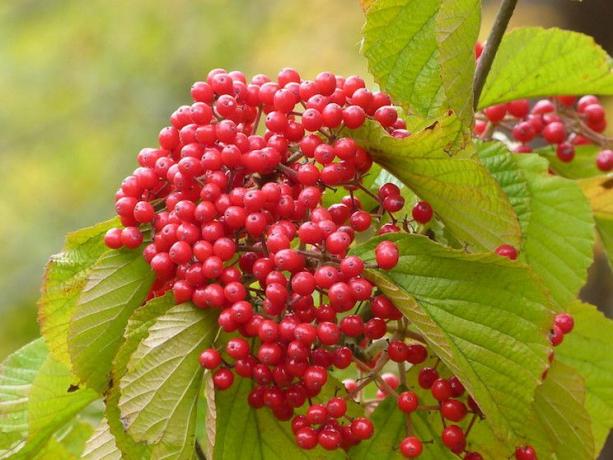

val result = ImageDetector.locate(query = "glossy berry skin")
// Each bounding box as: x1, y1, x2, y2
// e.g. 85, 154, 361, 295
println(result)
412, 201, 433, 224
418, 367, 439, 389
295, 427, 318, 450
441, 399, 468, 422
399, 436, 423, 458
350, 417, 374, 440
199, 348, 221, 369
397, 391, 419, 413
555, 142, 575, 163
495, 244, 518, 260
596, 149, 613, 172
375, 241, 399, 270
441, 425, 466, 454
554, 313, 574, 334
515, 445, 538, 460
212, 368, 234, 390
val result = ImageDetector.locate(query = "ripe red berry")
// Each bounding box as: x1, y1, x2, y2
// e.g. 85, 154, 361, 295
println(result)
441, 425, 466, 454
596, 149, 613, 172
412, 201, 433, 224
375, 241, 399, 270
495, 244, 518, 260
483, 104, 507, 123
397, 391, 419, 413
441, 399, 468, 422
554, 313, 574, 334
399, 436, 423, 458
350, 417, 374, 440
555, 142, 575, 163
212, 368, 234, 390
515, 445, 538, 460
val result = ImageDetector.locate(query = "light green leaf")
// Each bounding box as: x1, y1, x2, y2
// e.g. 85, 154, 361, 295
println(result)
0, 339, 98, 460
107, 293, 175, 459
213, 375, 341, 460
0, 339, 47, 458
119, 304, 217, 459
82, 418, 122, 460
38, 219, 117, 366
556, 302, 613, 453
352, 234, 553, 447
68, 248, 155, 392
34, 420, 94, 460
346, 116, 522, 250
436, 0, 480, 127
478, 142, 595, 307
362, 0, 480, 127
531, 362, 594, 460
578, 175, 613, 268
536, 145, 603, 180
479, 27, 613, 108
350, 396, 454, 460
362, 0, 443, 118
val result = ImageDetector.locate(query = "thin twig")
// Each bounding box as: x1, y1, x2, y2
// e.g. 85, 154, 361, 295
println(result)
473, 0, 519, 109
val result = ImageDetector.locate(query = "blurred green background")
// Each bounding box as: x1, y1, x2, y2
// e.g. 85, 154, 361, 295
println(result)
0, 1, 612, 451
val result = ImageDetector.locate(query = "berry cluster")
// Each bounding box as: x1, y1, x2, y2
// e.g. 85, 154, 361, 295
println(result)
102, 66, 568, 458
475, 94, 612, 171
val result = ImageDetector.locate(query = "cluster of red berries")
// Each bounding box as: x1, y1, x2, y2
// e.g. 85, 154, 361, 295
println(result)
475, 95, 612, 171
102, 65, 564, 458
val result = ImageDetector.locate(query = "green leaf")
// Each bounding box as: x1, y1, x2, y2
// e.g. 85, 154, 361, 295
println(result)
346, 116, 522, 250
536, 145, 603, 179
38, 219, 117, 366
118, 303, 217, 459
578, 175, 613, 266
362, 0, 480, 127
0, 339, 47, 458
530, 362, 594, 460
106, 293, 175, 459
435, 0, 481, 127
212, 374, 341, 460
479, 27, 613, 108
350, 396, 454, 460
478, 142, 595, 307
68, 247, 155, 392
556, 302, 613, 453
0, 339, 98, 460
352, 234, 553, 447
34, 420, 94, 460
82, 418, 122, 460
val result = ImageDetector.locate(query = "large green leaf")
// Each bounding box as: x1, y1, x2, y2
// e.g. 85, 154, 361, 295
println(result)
531, 362, 594, 460
82, 418, 122, 460
435, 0, 481, 127
362, 0, 480, 126
38, 219, 116, 366
556, 302, 613, 452
347, 116, 522, 251
212, 375, 341, 460
479, 27, 613, 108
118, 303, 217, 459
352, 234, 553, 447
0, 339, 98, 460
536, 145, 603, 180
106, 293, 175, 459
350, 396, 454, 460
68, 248, 155, 392
478, 143, 595, 308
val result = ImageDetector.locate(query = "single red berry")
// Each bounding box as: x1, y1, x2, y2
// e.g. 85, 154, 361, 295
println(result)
431, 378, 453, 401
412, 201, 433, 224
554, 313, 574, 334
375, 241, 399, 270
596, 149, 613, 172
326, 397, 347, 418
542, 121, 566, 144
295, 427, 318, 450
507, 99, 530, 118
555, 142, 575, 163
515, 445, 538, 460
199, 348, 221, 369
388, 341, 409, 362
550, 325, 564, 346
212, 368, 234, 390
483, 104, 507, 123
441, 425, 466, 454
397, 391, 419, 413
318, 429, 342, 450
399, 436, 423, 458
418, 367, 439, 389
104, 228, 123, 249
495, 244, 518, 260
406, 344, 428, 364
441, 399, 468, 422
350, 417, 374, 441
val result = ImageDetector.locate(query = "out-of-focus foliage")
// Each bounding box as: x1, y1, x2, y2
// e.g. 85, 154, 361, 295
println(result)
0, 0, 367, 359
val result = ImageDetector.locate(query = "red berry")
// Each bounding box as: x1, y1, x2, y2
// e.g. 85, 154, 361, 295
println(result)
412, 201, 433, 224
554, 312, 574, 334
350, 417, 374, 440
199, 348, 221, 369
556, 142, 575, 163
397, 391, 419, 413
495, 244, 518, 260
441, 425, 466, 454
441, 399, 468, 422
375, 241, 399, 270
399, 436, 423, 458
212, 368, 234, 390
596, 149, 613, 172
483, 104, 507, 123
515, 445, 538, 460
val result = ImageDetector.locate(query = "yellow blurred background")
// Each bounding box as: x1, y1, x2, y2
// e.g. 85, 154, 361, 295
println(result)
0, 1, 611, 451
